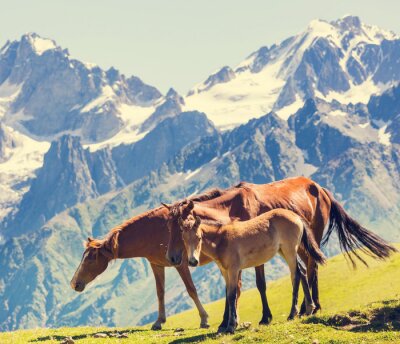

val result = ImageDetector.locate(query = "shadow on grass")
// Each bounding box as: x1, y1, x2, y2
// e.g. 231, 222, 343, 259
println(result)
169, 331, 219, 344
30, 328, 147, 342
169, 328, 251, 343
304, 299, 400, 332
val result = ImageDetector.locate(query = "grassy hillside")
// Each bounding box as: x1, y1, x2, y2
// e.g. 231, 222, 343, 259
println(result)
1, 245, 400, 344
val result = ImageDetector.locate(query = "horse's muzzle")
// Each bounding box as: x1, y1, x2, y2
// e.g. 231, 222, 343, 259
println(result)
166, 252, 182, 266
71, 281, 85, 292
188, 258, 198, 267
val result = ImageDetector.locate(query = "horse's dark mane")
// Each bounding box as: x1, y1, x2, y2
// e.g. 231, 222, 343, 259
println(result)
188, 188, 223, 202
86, 229, 120, 259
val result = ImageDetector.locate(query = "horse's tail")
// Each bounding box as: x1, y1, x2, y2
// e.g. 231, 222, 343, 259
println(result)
301, 218, 326, 265
321, 188, 397, 267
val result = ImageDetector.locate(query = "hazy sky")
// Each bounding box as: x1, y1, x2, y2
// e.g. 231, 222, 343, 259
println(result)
1, 0, 399, 94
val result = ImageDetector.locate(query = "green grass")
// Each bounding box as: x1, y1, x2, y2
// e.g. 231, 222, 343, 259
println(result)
2, 245, 400, 343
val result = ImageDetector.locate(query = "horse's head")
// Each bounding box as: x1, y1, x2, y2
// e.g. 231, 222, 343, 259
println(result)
70, 237, 114, 292
179, 211, 202, 267
163, 200, 196, 266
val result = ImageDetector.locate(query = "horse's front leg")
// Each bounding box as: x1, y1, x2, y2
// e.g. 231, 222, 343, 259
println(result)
255, 265, 273, 325
218, 287, 229, 333
150, 263, 166, 330
218, 269, 242, 332
225, 268, 240, 334
176, 263, 209, 328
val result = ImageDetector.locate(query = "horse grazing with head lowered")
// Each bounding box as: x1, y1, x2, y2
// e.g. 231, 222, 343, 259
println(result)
70, 207, 211, 330
165, 176, 396, 324
176, 207, 326, 333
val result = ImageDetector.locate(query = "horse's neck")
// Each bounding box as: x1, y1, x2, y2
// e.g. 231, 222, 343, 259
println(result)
200, 224, 224, 261
117, 211, 167, 259
195, 204, 230, 222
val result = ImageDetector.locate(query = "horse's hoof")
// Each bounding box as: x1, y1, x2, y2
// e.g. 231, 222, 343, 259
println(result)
259, 315, 272, 325
151, 323, 162, 331
225, 325, 235, 334
305, 305, 316, 316
200, 323, 210, 329
312, 304, 321, 314
217, 326, 226, 334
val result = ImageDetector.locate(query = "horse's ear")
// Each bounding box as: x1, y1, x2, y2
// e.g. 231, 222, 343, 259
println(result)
161, 202, 171, 210
87, 237, 93, 243
195, 216, 201, 228
187, 200, 194, 211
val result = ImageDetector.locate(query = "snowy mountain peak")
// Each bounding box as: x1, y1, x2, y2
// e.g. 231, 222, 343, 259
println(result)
166, 87, 179, 98
331, 15, 397, 41
185, 16, 400, 128
20, 33, 58, 56
188, 66, 236, 95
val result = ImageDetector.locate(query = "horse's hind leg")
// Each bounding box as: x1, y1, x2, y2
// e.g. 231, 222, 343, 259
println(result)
299, 255, 320, 315
309, 261, 320, 313
280, 248, 301, 320
176, 263, 209, 328
150, 263, 166, 330
297, 257, 316, 316
255, 265, 273, 325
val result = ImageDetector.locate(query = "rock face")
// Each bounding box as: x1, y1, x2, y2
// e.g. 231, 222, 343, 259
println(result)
112, 111, 217, 184
140, 88, 185, 132
3, 136, 98, 236
1, 16, 400, 332
0, 123, 18, 162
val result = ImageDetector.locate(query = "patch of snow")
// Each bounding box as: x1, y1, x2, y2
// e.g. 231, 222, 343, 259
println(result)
323, 114, 379, 143
184, 167, 202, 181
329, 110, 347, 117
0, 126, 50, 220
30, 36, 56, 55
81, 85, 115, 113
322, 79, 387, 104
85, 103, 155, 151
378, 125, 391, 146
184, 58, 285, 128
0, 80, 22, 99
300, 163, 318, 177
359, 122, 370, 129
275, 97, 304, 120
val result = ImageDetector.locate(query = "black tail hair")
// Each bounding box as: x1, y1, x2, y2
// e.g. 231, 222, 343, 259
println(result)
321, 188, 397, 267
301, 218, 326, 265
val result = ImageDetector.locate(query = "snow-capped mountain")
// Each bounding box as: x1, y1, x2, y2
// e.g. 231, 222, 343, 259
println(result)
1, 16, 400, 331
184, 15, 398, 128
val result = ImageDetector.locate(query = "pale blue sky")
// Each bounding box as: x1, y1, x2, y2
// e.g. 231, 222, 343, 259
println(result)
1, 0, 399, 94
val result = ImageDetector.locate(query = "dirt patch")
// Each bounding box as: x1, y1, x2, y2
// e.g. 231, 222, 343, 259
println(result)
304, 300, 400, 332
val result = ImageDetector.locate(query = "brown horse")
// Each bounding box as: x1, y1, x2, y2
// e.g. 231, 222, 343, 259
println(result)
165, 176, 396, 321
70, 207, 211, 330
71, 186, 283, 329
177, 208, 326, 333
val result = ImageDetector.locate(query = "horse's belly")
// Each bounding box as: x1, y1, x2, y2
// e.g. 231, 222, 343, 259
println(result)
239, 239, 279, 270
